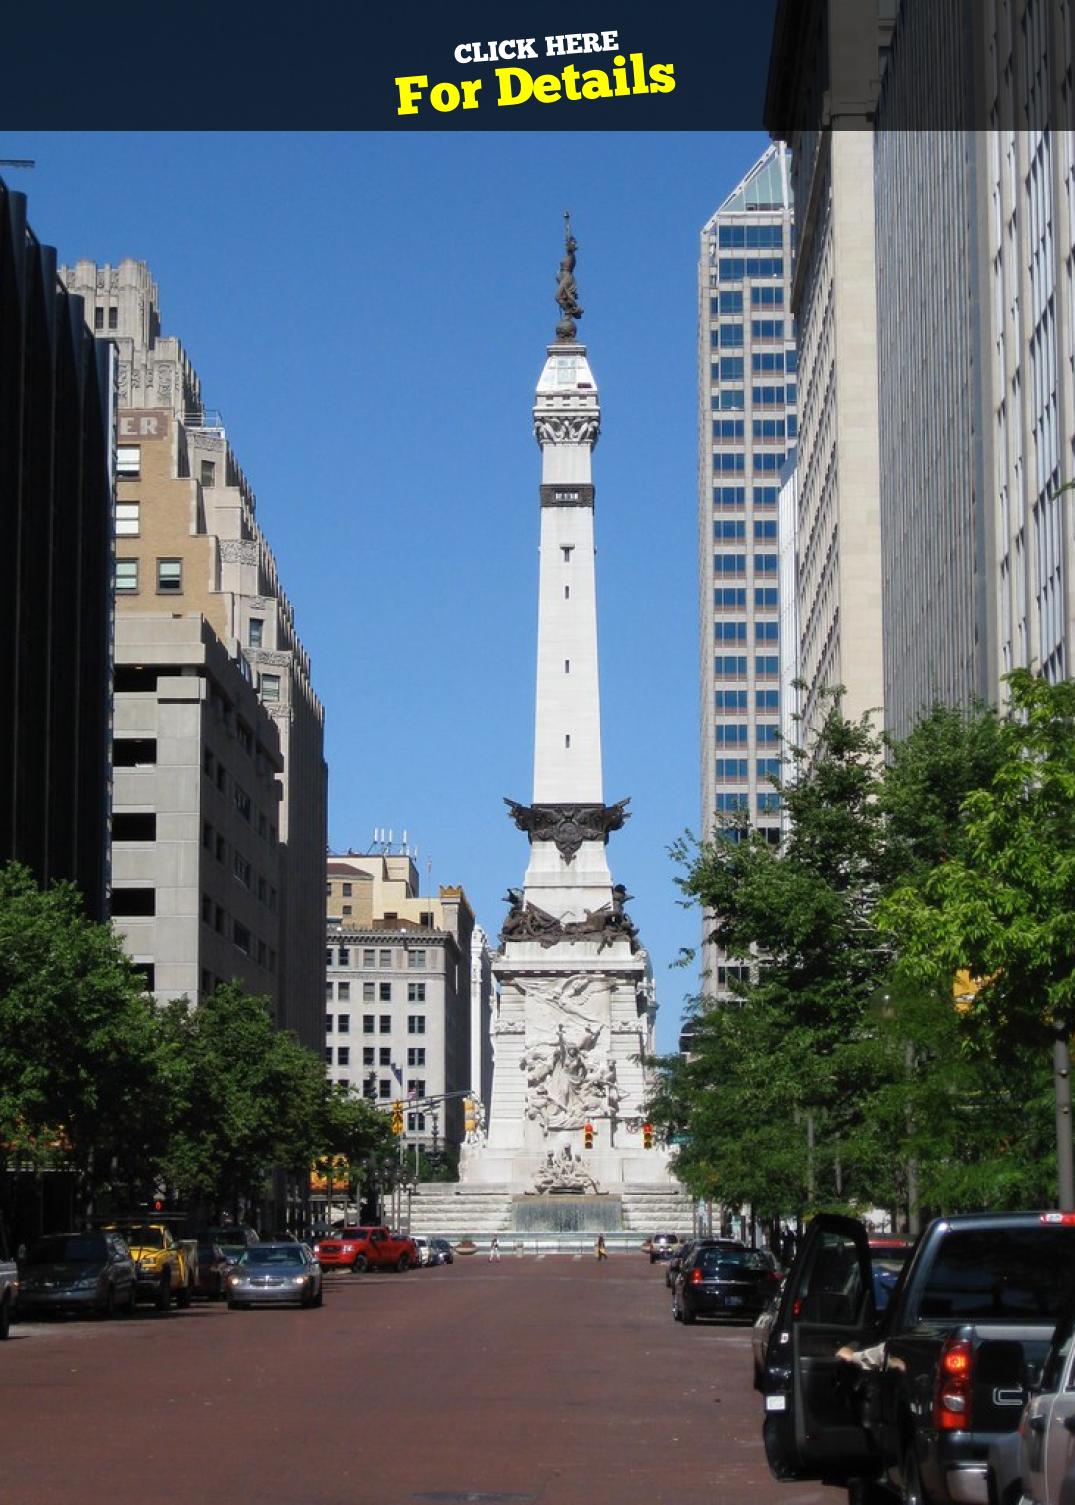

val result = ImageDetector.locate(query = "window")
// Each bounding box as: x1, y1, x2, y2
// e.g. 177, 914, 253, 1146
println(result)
715, 758, 749, 780
233, 852, 252, 887
714, 452, 745, 473
753, 420, 786, 441
116, 501, 140, 536
407, 982, 426, 1003
215, 834, 226, 864
379, 1047, 391, 1066
752, 351, 785, 373
407, 1047, 426, 1066
751, 285, 784, 306
754, 554, 779, 575
755, 588, 779, 607
362, 1047, 374, 1065
216, 763, 227, 792
407, 1112, 426, 1132
715, 290, 743, 313
713, 519, 745, 539
718, 356, 744, 380
338, 988, 350, 1008
113, 738, 156, 767
115, 559, 139, 593
200, 460, 216, 488
714, 724, 749, 745
756, 655, 779, 676
379, 1014, 391, 1033
94, 306, 104, 330
363, 981, 375, 1002
757, 725, 782, 744
714, 622, 747, 642
379, 1080, 391, 1099
715, 690, 748, 710
407, 1015, 426, 1035
233, 785, 252, 822
342, 883, 352, 897
113, 812, 155, 841
713, 588, 747, 609
337, 1047, 350, 1067
233, 921, 251, 955
407, 1079, 426, 1097
108, 306, 118, 330
754, 452, 785, 472
325, 1012, 333, 1032
714, 656, 748, 678
379, 982, 391, 1003
338, 946, 350, 966
756, 690, 780, 710
757, 758, 781, 779
751, 319, 785, 341
260, 673, 280, 702
718, 388, 745, 410
407, 950, 426, 968
753, 486, 780, 506
325, 981, 334, 1003
324, 1047, 333, 1064
713, 554, 746, 575
715, 793, 749, 812
362, 1014, 375, 1034
248, 618, 264, 648
116, 446, 140, 477
419, 911, 434, 928
755, 621, 780, 642
757, 793, 782, 814
362, 949, 375, 966
110, 887, 155, 917
378, 949, 392, 967
717, 224, 783, 249
363, 1079, 376, 1099
156, 559, 183, 594
718, 323, 744, 347
561, 545, 573, 562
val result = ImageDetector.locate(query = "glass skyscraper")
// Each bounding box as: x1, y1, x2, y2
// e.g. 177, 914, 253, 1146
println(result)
697, 143, 796, 999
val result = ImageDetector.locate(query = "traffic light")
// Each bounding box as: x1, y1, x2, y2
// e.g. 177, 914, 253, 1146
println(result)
391, 1100, 404, 1135
583, 1122, 594, 1150
463, 1098, 476, 1133
642, 1122, 653, 1150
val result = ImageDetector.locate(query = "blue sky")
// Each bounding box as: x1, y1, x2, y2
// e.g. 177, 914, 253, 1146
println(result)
6, 131, 769, 1052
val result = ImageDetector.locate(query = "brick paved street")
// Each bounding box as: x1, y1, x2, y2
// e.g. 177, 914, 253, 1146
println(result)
2, 1254, 830, 1505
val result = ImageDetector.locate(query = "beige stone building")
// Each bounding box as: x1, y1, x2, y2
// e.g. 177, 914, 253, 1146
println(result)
765, 2, 889, 741
59, 259, 328, 1053
324, 852, 493, 1151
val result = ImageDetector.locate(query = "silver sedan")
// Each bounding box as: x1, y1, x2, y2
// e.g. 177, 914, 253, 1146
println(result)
226, 1242, 323, 1310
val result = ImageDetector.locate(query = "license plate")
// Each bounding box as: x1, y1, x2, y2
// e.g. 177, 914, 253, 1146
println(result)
725, 1295, 743, 1307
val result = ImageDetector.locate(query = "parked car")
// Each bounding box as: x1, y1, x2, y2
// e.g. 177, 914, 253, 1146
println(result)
103, 1220, 194, 1309
312, 1226, 416, 1273
758, 1212, 1075, 1505
194, 1225, 259, 1271
430, 1238, 454, 1266
667, 1236, 747, 1289
673, 1245, 782, 1324
0, 1215, 18, 1339
648, 1232, 681, 1265
193, 1238, 231, 1300
226, 1242, 323, 1309
17, 1232, 136, 1319
411, 1236, 433, 1267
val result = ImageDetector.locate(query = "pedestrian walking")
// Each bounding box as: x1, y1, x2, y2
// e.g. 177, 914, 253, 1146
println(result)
595, 1234, 608, 1262
489, 1235, 501, 1262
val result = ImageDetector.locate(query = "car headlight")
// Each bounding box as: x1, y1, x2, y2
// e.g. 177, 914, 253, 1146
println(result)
227, 1273, 240, 1286
292, 1274, 309, 1285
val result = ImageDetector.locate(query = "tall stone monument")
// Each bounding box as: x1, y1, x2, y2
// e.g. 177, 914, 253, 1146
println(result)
456, 218, 686, 1233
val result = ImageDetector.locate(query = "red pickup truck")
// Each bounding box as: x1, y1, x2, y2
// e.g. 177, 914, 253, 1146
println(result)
312, 1226, 417, 1273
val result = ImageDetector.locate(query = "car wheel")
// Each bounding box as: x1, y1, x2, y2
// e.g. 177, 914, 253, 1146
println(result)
311, 1285, 323, 1308
175, 1283, 192, 1309
673, 1298, 682, 1322
681, 1301, 696, 1325
99, 1285, 115, 1320
847, 1479, 892, 1505
227, 1301, 247, 1311
0, 1294, 10, 1340
156, 1275, 171, 1312
396, 1255, 410, 1273
649, 1254, 657, 1264
125, 1283, 137, 1316
351, 1256, 367, 1274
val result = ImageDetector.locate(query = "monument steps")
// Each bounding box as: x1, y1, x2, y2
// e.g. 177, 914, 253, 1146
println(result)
407, 1180, 693, 1238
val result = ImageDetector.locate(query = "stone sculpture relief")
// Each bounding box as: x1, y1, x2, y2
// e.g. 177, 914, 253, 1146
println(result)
499, 884, 640, 953
530, 1145, 599, 1195
514, 974, 622, 1131
533, 414, 600, 447
503, 798, 630, 862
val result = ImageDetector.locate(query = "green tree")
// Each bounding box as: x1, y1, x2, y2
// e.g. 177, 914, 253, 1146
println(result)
314, 1084, 395, 1205
0, 862, 167, 1210
880, 671, 1075, 1204
156, 980, 327, 1217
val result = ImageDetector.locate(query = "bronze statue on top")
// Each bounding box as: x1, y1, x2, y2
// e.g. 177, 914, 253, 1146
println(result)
555, 211, 584, 342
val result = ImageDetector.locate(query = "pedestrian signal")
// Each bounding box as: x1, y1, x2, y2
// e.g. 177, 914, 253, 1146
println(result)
583, 1122, 594, 1150
642, 1122, 653, 1150
391, 1100, 404, 1135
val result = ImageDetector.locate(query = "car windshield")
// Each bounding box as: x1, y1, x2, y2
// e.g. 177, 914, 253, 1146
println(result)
27, 1235, 108, 1264
239, 1246, 305, 1267
117, 1226, 164, 1247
